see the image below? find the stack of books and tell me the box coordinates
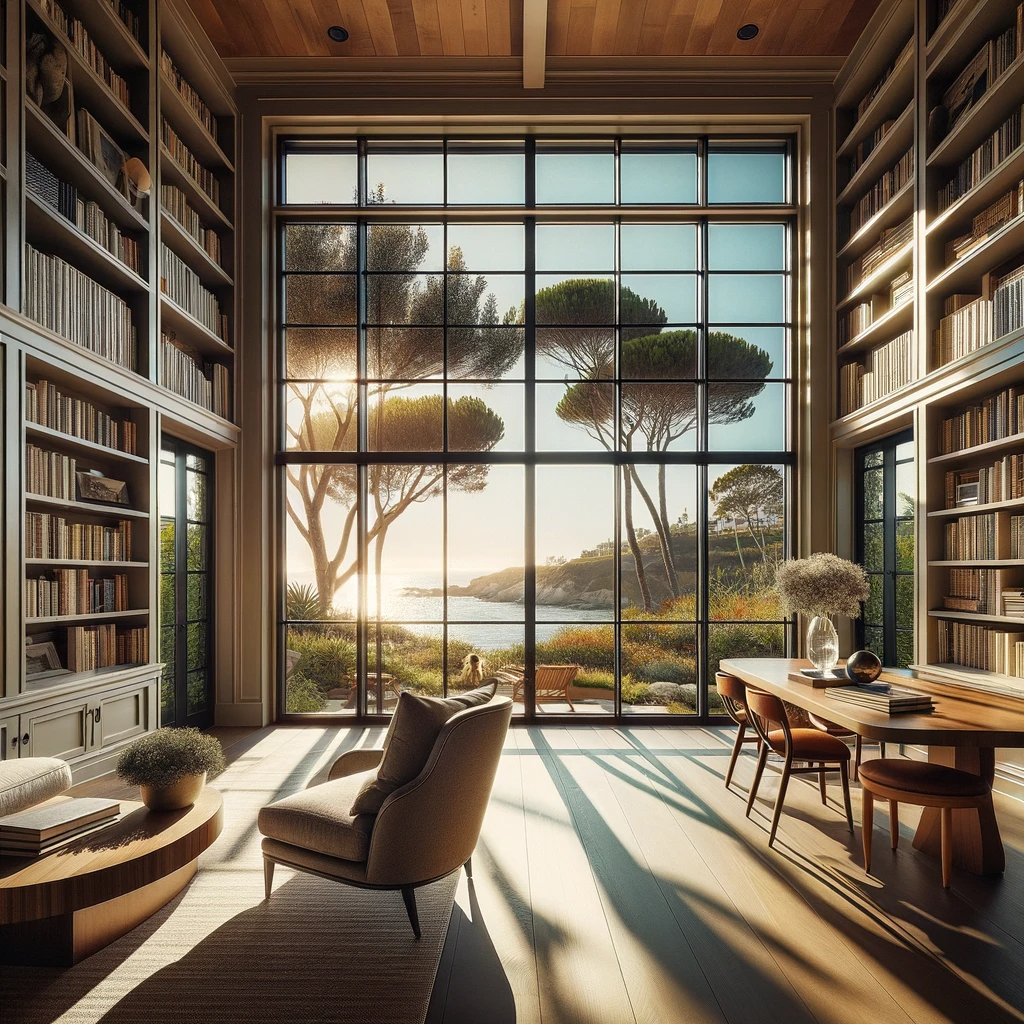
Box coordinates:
[161,334,231,418]
[1003,589,1024,618]
[25,570,129,618]
[994,261,1024,339]
[944,455,1024,507]
[939,385,1023,453]
[839,329,914,415]
[944,183,1023,266]
[161,50,217,138]
[826,682,935,714]
[945,568,1012,614]
[943,511,1005,560]
[66,622,149,671]
[841,214,913,293]
[162,118,221,205]
[0,798,120,857]
[26,513,133,561]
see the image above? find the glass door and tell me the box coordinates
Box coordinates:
[159,438,214,728]
[855,430,915,668]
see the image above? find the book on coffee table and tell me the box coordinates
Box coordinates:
[824,681,934,715]
[0,797,120,856]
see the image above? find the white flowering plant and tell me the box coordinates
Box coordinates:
[774,553,869,619]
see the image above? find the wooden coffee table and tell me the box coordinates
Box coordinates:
[0,787,223,966]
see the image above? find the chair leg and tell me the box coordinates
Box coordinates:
[401,886,422,939]
[464,856,473,879]
[818,764,827,805]
[839,761,854,833]
[889,800,900,850]
[725,724,746,789]
[879,741,886,759]
[862,788,874,874]
[264,857,275,900]
[565,694,576,712]
[940,807,953,889]
[745,742,769,817]
[853,735,862,781]
[767,757,792,848]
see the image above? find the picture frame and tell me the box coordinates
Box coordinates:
[76,472,130,506]
[25,641,65,679]
[955,482,979,507]
[80,109,129,199]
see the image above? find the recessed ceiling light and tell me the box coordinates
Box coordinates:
[327,25,350,42]
[736,23,759,41]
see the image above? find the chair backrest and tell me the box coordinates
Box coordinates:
[714,672,747,725]
[536,664,580,691]
[365,696,512,886]
[744,688,791,750]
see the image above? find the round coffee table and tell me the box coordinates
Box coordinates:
[0,787,223,966]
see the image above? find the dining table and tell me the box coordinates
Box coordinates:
[720,658,1024,875]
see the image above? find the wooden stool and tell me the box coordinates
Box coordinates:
[715,672,761,790]
[808,714,885,780]
[858,759,992,888]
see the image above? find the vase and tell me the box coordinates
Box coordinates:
[806,615,839,673]
[140,771,206,811]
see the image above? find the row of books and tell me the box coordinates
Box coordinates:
[944,568,1020,615]
[66,623,149,672]
[25,379,138,455]
[937,106,1022,212]
[837,272,913,346]
[161,335,231,418]
[937,619,1024,677]
[161,184,223,266]
[35,0,131,109]
[848,118,896,177]
[0,798,121,858]
[163,118,221,206]
[1012,515,1024,558]
[104,0,143,47]
[160,244,229,340]
[25,571,130,619]
[839,329,913,415]
[26,445,76,500]
[841,215,913,295]
[25,153,143,275]
[25,244,137,371]
[933,294,991,366]
[26,512,134,562]
[943,512,1005,560]
[160,48,217,140]
[994,261,1024,339]
[847,151,913,235]
[945,455,1024,507]
[943,182,1023,267]
[939,385,1023,453]
[853,36,913,123]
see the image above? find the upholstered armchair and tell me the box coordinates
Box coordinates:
[259,694,512,937]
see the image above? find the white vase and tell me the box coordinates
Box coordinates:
[806,615,839,673]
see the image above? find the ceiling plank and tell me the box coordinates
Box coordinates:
[523,0,547,87]
[409,0,445,54]
[436,0,468,54]
[486,0,512,54]
[461,0,491,55]
[566,0,597,56]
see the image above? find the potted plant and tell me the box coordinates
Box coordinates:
[775,553,870,673]
[117,728,225,811]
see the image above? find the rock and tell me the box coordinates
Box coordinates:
[648,682,698,706]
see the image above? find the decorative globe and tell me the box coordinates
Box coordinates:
[845,649,882,683]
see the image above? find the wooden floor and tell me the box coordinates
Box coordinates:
[73,723,1024,1024]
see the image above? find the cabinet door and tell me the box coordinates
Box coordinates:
[96,683,152,749]
[0,716,21,759]
[21,700,92,760]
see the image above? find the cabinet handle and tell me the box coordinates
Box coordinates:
[9,736,17,749]
[22,733,30,746]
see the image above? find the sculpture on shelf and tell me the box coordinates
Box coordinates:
[25,30,73,139]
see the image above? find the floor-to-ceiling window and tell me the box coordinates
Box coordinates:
[277,136,794,720]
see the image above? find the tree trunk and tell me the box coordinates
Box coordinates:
[628,467,679,599]
[623,471,653,613]
[733,523,746,570]
[657,464,680,596]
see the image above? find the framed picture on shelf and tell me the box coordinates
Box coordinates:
[25,641,67,679]
[79,110,130,199]
[76,472,130,506]
[955,482,979,507]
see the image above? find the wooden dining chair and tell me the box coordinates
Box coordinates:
[715,672,761,790]
[744,688,855,847]
[807,714,885,780]
[858,758,993,888]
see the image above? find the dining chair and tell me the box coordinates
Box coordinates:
[807,713,885,780]
[744,688,855,847]
[715,671,761,790]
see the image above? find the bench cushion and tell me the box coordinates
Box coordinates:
[0,757,73,817]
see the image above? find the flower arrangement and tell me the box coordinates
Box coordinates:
[117,728,225,789]
[774,553,869,618]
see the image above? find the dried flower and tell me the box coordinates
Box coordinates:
[774,553,869,618]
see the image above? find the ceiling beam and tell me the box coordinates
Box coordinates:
[523,0,547,89]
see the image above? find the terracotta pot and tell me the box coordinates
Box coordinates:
[140,771,206,811]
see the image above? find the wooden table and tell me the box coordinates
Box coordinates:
[720,658,1024,876]
[0,787,223,966]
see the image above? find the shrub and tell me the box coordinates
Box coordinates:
[621,679,658,705]
[286,629,356,693]
[286,673,328,713]
[632,658,697,685]
[574,669,614,690]
[537,625,614,670]
[117,728,225,788]
[708,623,784,675]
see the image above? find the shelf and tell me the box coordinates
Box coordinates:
[26,609,149,626]
[928,559,1024,567]
[928,144,1024,237]
[928,0,1020,78]
[929,610,1024,627]
[930,433,1024,465]
[159,210,232,289]
[27,0,149,147]
[160,75,233,172]
[929,497,1024,518]
[26,559,148,568]
[26,493,150,519]
[160,145,232,231]
[25,422,149,465]
[61,0,148,71]
[24,662,160,695]
[927,217,1024,295]
[837,49,914,154]
[157,384,233,429]
[911,662,1024,697]
[160,295,232,358]
[24,193,147,297]
[927,53,1024,169]
[836,299,914,358]
[25,103,148,233]
[835,240,914,311]
[837,181,914,262]
[836,103,914,206]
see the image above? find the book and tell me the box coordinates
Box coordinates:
[160,245,229,341]
[0,797,120,841]
[939,385,1024,453]
[825,682,934,714]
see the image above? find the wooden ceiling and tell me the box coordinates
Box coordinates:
[184,0,881,60]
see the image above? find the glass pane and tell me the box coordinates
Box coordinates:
[709,274,785,323]
[285,383,358,451]
[895,461,915,517]
[864,574,883,625]
[621,224,697,271]
[284,623,357,714]
[708,622,785,678]
[367,223,444,272]
[284,150,357,205]
[449,327,525,380]
[620,148,697,204]
[896,440,914,462]
[446,149,525,205]
[160,574,175,623]
[535,624,613,715]
[620,464,698,618]
[368,625,443,710]
[707,382,786,451]
[896,521,915,570]
[447,385,524,451]
[537,383,615,451]
[160,624,175,668]
[621,275,697,324]
[367,328,442,380]
[186,471,206,522]
[536,225,615,272]
[161,675,174,726]
[863,450,883,469]
[622,383,698,451]
[708,327,785,380]
[622,329,697,380]
[708,224,786,270]
[447,224,525,271]
[366,274,442,324]
[186,524,206,570]
[896,630,914,669]
[284,224,356,271]
[863,521,883,571]
[536,328,614,380]
[284,275,356,325]
[448,626,524,694]
[448,275,524,324]
[536,276,615,325]
[863,467,883,519]
[186,622,207,670]
[708,149,787,204]
[707,464,785,619]
[623,624,698,714]
[863,625,884,661]
[536,465,614,620]
[368,385,444,451]
[187,670,208,715]
[366,150,444,205]
[536,149,615,205]
[896,575,914,629]
[186,573,206,620]
[285,329,357,381]
[160,518,175,575]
